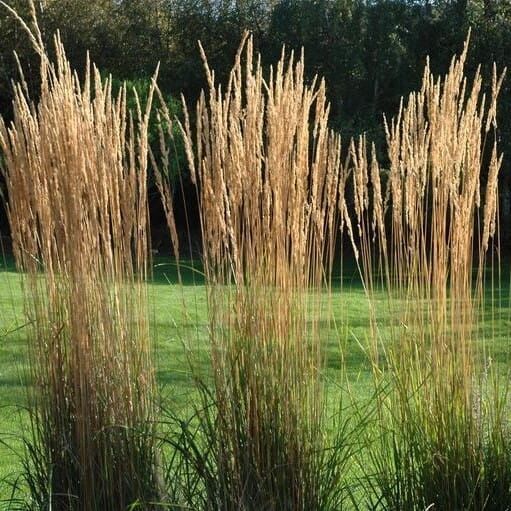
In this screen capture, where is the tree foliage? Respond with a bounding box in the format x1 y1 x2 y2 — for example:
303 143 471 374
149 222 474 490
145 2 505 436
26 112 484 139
1 0 511 239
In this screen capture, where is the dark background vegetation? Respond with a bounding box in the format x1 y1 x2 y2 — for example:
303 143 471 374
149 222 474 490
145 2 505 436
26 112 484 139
1 0 510 251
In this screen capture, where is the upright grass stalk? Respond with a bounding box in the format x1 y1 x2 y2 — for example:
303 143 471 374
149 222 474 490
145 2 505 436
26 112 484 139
157 35 351 510
350 38 510 509
0 7 160 509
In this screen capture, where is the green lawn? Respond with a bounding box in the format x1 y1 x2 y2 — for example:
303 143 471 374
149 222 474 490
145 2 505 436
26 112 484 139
1 256 510 496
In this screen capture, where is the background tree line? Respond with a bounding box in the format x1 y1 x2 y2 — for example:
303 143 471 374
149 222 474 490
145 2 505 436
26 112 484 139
1 0 511 249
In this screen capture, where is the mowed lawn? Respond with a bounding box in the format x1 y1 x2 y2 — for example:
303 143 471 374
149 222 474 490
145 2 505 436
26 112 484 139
1 256 510 490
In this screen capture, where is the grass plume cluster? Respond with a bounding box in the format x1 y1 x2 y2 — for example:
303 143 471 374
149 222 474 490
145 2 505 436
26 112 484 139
350 38 511 509
156 35 351 510
0 8 160 509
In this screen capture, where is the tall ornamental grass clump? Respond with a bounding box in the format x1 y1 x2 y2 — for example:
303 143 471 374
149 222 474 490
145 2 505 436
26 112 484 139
158 36 352 510
0 6 161 509
350 38 510 509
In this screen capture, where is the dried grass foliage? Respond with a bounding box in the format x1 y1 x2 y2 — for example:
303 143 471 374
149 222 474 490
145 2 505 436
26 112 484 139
153 30 511 510
0 4 509 506
162 35 348 509
0 11 160 509
353 36 505 364
351 35 509 509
